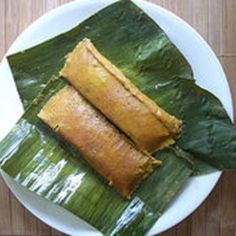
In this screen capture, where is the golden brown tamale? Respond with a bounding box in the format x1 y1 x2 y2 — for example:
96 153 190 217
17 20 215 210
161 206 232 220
60 38 182 153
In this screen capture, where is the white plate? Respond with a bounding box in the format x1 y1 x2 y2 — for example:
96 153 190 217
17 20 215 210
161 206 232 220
0 0 233 235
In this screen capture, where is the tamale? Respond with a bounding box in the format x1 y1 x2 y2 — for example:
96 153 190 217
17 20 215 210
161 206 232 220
60 38 182 153
38 86 161 199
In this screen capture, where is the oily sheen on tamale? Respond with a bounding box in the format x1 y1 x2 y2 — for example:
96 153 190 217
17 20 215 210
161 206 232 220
60 38 182 153
38 86 161 199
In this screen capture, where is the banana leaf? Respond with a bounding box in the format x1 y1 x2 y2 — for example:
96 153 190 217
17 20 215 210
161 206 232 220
148 77 236 173
0 77 192 235
8 0 193 109
157 78 236 172
7 0 236 174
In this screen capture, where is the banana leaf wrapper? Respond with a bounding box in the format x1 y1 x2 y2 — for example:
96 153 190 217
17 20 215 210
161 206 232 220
0 77 192 235
9 0 193 109
60 38 182 153
6 0 236 174
38 85 161 199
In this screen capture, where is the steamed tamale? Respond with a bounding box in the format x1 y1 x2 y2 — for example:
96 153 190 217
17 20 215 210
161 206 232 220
60 38 182 153
38 86 161 199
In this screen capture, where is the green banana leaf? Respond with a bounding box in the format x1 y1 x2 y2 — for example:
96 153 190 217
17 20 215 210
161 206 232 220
0 77 192 235
8 0 193 109
7 0 236 174
149 77 236 173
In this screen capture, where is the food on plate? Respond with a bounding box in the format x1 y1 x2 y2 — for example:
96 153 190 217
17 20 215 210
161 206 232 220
60 38 182 153
38 85 161 198
2 0 236 235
